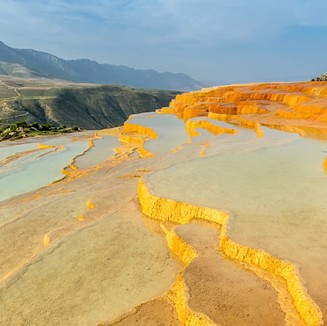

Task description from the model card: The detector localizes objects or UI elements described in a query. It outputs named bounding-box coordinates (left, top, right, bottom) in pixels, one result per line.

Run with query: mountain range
left=0, top=41, right=205, bottom=91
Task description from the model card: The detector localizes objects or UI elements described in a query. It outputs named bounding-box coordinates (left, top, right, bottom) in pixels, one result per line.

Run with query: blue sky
left=0, top=0, right=327, bottom=85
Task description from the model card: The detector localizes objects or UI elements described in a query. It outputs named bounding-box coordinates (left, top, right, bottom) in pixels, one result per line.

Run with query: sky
left=0, top=0, right=327, bottom=85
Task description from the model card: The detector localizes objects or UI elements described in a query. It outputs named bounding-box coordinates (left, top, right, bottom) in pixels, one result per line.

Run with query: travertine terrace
left=0, top=81, right=327, bottom=326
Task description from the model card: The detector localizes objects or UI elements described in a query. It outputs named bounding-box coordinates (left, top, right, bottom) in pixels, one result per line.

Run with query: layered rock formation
left=1, top=81, right=327, bottom=326
left=166, top=81, right=327, bottom=127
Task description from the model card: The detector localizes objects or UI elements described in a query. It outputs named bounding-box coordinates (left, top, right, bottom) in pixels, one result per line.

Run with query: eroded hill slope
left=0, top=76, right=179, bottom=129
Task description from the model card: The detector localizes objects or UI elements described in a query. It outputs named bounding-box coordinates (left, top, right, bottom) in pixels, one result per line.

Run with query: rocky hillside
left=0, top=77, right=179, bottom=129
left=0, top=121, right=82, bottom=141
left=311, top=73, right=327, bottom=81
left=0, top=41, right=205, bottom=91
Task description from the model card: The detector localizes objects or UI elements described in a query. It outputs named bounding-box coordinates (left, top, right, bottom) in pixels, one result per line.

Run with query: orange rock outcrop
left=166, top=82, right=327, bottom=130
left=118, top=120, right=157, bottom=158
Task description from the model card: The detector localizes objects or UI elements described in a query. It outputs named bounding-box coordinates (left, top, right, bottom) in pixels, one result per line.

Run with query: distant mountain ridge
left=0, top=41, right=205, bottom=90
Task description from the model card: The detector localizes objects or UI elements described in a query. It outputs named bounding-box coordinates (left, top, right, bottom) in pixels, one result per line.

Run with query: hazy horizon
left=1, top=0, right=327, bottom=86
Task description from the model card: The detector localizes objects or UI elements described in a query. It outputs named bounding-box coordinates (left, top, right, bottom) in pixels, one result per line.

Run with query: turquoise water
left=0, top=143, right=38, bottom=161
left=0, top=148, right=52, bottom=174
left=0, top=141, right=89, bottom=201
left=128, top=113, right=188, bottom=154
left=146, top=126, right=327, bottom=313
left=74, top=136, right=119, bottom=169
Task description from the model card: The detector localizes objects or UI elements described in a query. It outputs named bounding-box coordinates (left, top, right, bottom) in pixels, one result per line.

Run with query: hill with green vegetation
left=0, top=41, right=205, bottom=91
left=0, top=76, right=179, bottom=130
left=0, top=121, right=81, bottom=141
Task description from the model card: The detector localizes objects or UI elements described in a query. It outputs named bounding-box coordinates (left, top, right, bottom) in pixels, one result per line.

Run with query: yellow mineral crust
left=156, top=107, right=175, bottom=114
left=76, top=214, right=85, bottom=222
left=138, top=145, right=154, bottom=158
left=123, top=121, right=158, bottom=139
left=0, top=147, right=44, bottom=166
left=207, top=112, right=263, bottom=137
left=119, top=133, right=144, bottom=145
left=86, top=199, right=95, bottom=210
left=118, top=121, right=158, bottom=158
left=160, top=222, right=216, bottom=325
left=3, top=81, right=327, bottom=326
left=323, top=157, right=327, bottom=175
left=138, top=179, right=227, bottom=225
left=207, top=101, right=269, bottom=115
left=137, top=178, right=323, bottom=326
left=37, top=143, right=57, bottom=150
left=168, top=273, right=217, bottom=326
left=61, top=133, right=98, bottom=176
left=275, top=109, right=311, bottom=120
left=118, top=133, right=154, bottom=158
left=260, top=123, right=305, bottom=136
left=234, top=117, right=264, bottom=138
left=95, top=127, right=122, bottom=137
left=184, top=119, right=236, bottom=137
left=208, top=112, right=235, bottom=122
left=165, top=81, right=327, bottom=131
left=164, top=227, right=197, bottom=266
left=43, top=233, right=51, bottom=248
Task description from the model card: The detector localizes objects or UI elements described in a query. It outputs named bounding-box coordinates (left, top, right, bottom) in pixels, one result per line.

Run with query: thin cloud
left=0, top=0, right=326, bottom=83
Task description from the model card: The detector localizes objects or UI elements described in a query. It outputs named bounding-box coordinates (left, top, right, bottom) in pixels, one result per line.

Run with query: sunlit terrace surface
left=1, top=81, right=327, bottom=326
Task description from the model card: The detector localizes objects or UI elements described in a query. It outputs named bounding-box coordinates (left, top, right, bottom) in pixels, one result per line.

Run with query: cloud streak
left=0, top=0, right=327, bottom=83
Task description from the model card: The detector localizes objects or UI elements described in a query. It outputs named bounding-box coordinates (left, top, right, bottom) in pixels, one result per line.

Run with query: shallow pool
left=0, top=140, right=89, bottom=201
left=74, top=136, right=119, bottom=169
left=145, top=126, right=327, bottom=317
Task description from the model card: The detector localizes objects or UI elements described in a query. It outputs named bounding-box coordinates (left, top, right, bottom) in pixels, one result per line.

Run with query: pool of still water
left=0, top=140, right=89, bottom=201
left=145, top=125, right=327, bottom=316
left=128, top=113, right=188, bottom=154
left=74, top=136, right=119, bottom=169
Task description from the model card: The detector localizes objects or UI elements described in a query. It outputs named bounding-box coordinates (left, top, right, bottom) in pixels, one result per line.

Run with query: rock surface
left=1, top=81, right=327, bottom=326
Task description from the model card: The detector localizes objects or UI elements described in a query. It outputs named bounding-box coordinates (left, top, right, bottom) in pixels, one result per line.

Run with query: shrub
left=31, top=123, right=40, bottom=130
left=16, top=121, right=28, bottom=128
